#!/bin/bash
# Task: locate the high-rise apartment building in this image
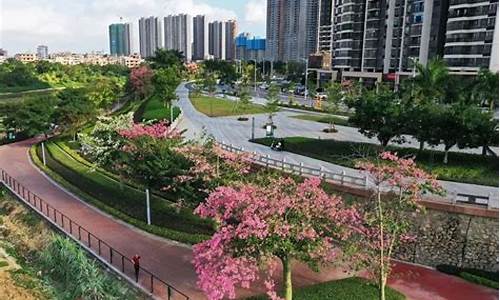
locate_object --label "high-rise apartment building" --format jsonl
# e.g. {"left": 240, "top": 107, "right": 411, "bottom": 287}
{"left": 236, "top": 33, "right": 266, "bottom": 61}
{"left": 193, "top": 15, "right": 209, "bottom": 60}
{"left": 139, "top": 17, "right": 163, "bottom": 58}
{"left": 37, "top": 45, "right": 49, "bottom": 59}
{"left": 225, "top": 20, "right": 237, "bottom": 61}
{"left": 266, "top": 0, "right": 284, "bottom": 61}
{"left": 109, "top": 23, "right": 132, "bottom": 56}
{"left": 321, "top": 0, "right": 498, "bottom": 77}
{"left": 209, "top": 21, "right": 226, "bottom": 60}
{"left": 266, "top": 0, "right": 319, "bottom": 62}
{"left": 317, "top": 0, "right": 334, "bottom": 53}
{"left": 164, "top": 14, "right": 192, "bottom": 61}
{"left": 444, "top": 0, "right": 498, "bottom": 72}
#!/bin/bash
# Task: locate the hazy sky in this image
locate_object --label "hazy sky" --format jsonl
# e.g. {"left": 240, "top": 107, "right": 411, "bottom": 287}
{"left": 0, "top": 0, "right": 267, "bottom": 55}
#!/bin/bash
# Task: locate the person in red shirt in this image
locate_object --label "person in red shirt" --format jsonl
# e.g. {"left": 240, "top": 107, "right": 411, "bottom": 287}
{"left": 131, "top": 254, "right": 141, "bottom": 282}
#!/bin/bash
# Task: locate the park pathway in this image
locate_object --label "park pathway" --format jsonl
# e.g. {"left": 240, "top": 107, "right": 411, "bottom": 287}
{"left": 0, "top": 138, "right": 496, "bottom": 299}
{"left": 177, "top": 83, "right": 499, "bottom": 208}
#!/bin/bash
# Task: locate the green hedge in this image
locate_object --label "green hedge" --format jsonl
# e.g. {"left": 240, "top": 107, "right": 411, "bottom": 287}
{"left": 247, "top": 277, "right": 405, "bottom": 300}
{"left": 436, "top": 265, "right": 499, "bottom": 289}
{"left": 33, "top": 142, "right": 212, "bottom": 244}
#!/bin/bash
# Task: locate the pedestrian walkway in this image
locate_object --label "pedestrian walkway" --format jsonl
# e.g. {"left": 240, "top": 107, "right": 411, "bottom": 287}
{"left": 177, "top": 83, "right": 499, "bottom": 208}
{"left": 0, "top": 137, "right": 496, "bottom": 299}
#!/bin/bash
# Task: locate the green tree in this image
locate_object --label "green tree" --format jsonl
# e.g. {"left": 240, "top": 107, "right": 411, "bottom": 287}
{"left": 2, "top": 95, "right": 56, "bottom": 137}
{"left": 202, "top": 60, "right": 237, "bottom": 84}
{"left": 86, "top": 76, "right": 123, "bottom": 109}
{"left": 236, "top": 84, "right": 252, "bottom": 117}
{"left": 472, "top": 68, "right": 499, "bottom": 110}
{"left": 265, "top": 83, "right": 280, "bottom": 124}
{"left": 152, "top": 67, "right": 180, "bottom": 107}
{"left": 350, "top": 85, "right": 405, "bottom": 148}
{"left": 325, "top": 82, "right": 343, "bottom": 131}
{"left": 411, "top": 57, "right": 449, "bottom": 103}
{"left": 146, "top": 49, "right": 184, "bottom": 70}
{"left": 425, "top": 104, "right": 464, "bottom": 164}
{"left": 54, "top": 88, "right": 96, "bottom": 140}
{"left": 458, "top": 106, "right": 499, "bottom": 156}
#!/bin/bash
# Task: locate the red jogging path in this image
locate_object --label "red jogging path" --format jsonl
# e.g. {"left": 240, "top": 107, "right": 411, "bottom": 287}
{"left": 0, "top": 138, "right": 497, "bottom": 300}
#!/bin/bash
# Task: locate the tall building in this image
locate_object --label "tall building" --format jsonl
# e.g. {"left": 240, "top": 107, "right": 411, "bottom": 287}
{"left": 225, "top": 20, "right": 237, "bottom": 61}
{"left": 164, "top": 14, "right": 192, "bottom": 61}
{"left": 317, "top": 0, "right": 334, "bottom": 53}
{"left": 36, "top": 45, "right": 49, "bottom": 59}
{"left": 266, "top": 0, "right": 284, "bottom": 62}
{"left": 321, "top": 0, "right": 499, "bottom": 78}
{"left": 108, "top": 23, "right": 132, "bottom": 56}
{"left": 209, "top": 21, "right": 226, "bottom": 60}
{"left": 444, "top": 0, "right": 498, "bottom": 72}
{"left": 139, "top": 17, "right": 163, "bottom": 58}
{"left": 266, "top": 0, "right": 319, "bottom": 62}
{"left": 236, "top": 33, "right": 266, "bottom": 61}
{"left": 193, "top": 15, "right": 209, "bottom": 60}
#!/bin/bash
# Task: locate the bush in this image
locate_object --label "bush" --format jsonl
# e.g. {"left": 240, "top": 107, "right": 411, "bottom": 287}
{"left": 40, "top": 236, "right": 133, "bottom": 299}
{"left": 34, "top": 142, "right": 213, "bottom": 243}
{"left": 436, "top": 264, "right": 498, "bottom": 289}
{"left": 246, "top": 277, "right": 405, "bottom": 300}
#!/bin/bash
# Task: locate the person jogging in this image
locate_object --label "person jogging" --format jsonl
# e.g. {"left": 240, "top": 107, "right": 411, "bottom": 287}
{"left": 131, "top": 254, "right": 141, "bottom": 282}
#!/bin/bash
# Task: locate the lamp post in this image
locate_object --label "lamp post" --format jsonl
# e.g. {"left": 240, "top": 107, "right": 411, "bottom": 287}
{"left": 301, "top": 57, "right": 310, "bottom": 106}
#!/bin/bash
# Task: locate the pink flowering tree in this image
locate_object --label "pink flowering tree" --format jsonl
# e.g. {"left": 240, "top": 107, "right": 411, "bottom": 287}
{"left": 193, "top": 177, "right": 363, "bottom": 300}
{"left": 356, "top": 152, "right": 444, "bottom": 300}
{"left": 129, "top": 65, "right": 154, "bottom": 100}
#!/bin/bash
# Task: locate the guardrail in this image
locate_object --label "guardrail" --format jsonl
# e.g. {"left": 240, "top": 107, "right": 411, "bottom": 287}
{"left": 217, "top": 142, "right": 498, "bottom": 209}
{"left": 0, "top": 168, "right": 189, "bottom": 300}
{"left": 217, "top": 142, "right": 367, "bottom": 188}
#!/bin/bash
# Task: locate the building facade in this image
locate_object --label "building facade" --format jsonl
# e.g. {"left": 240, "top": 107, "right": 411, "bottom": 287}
{"left": 319, "top": 0, "right": 499, "bottom": 77}
{"left": 236, "top": 33, "right": 266, "bottom": 61}
{"left": 225, "top": 20, "right": 237, "bottom": 61}
{"left": 193, "top": 15, "right": 209, "bottom": 60}
{"left": 139, "top": 17, "right": 163, "bottom": 58}
{"left": 37, "top": 45, "right": 49, "bottom": 59}
{"left": 266, "top": 0, "right": 319, "bottom": 62}
{"left": 444, "top": 0, "right": 498, "bottom": 72}
{"left": 164, "top": 14, "right": 192, "bottom": 61}
{"left": 266, "top": 0, "right": 284, "bottom": 61}
{"left": 109, "top": 23, "right": 132, "bottom": 56}
{"left": 209, "top": 21, "right": 226, "bottom": 60}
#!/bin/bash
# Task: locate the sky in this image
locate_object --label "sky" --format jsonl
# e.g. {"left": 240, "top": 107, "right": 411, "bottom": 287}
{"left": 0, "top": 0, "right": 267, "bottom": 55}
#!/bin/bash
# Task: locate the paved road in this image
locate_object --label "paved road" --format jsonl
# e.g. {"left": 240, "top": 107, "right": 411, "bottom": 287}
{"left": 178, "top": 83, "right": 499, "bottom": 208}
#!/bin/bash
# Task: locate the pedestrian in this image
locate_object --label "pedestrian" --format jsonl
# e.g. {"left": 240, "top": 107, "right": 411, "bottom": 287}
{"left": 132, "top": 254, "right": 141, "bottom": 282}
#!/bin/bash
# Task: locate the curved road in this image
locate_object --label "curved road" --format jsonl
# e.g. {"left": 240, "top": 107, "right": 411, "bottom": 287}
{"left": 0, "top": 123, "right": 496, "bottom": 299}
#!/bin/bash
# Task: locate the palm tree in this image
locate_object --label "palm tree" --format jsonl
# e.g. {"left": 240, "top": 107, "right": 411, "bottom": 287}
{"left": 408, "top": 58, "right": 449, "bottom": 151}
{"left": 412, "top": 57, "right": 449, "bottom": 104}
{"left": 473, "top": 68, "right": 499, "bottom": 111}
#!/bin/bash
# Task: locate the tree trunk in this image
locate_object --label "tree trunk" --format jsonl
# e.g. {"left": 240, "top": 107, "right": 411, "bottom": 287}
{"left": 443, "top": 149, "right": 449, "bottom": 164}
{"left": 377, "top": 189, "right": 386, "bottom": 300}
{"left": 419, "top": 141, "right": 425, "bottom": 152}
{"left": 482, "top": 145, "right": 487, "bottom": 156}
{"left": 281, "top": 256, "right": 293, "bottom": 300}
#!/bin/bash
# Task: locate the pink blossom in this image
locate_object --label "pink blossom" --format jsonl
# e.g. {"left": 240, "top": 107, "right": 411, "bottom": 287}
{"left": 118, "top": 122, "right": 180, "bottom": 140}
{"left": 192, "top": 177, "right": 363, "bottom": 299}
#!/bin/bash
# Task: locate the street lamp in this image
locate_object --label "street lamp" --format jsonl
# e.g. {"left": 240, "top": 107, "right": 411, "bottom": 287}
{"left": 301, "top": 57, "right": 311, "bottom": 106}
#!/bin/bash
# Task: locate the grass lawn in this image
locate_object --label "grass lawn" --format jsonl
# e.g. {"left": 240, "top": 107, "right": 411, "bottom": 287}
{"left": 247, "top": 277, "right": 405, "bottom": 300}
{"left": 190, "top": 95, "right": 268, "bottom": 117}
{"left": 32, "top": 140, "right": 212, "bottom": 244}
{"left": 291, "top": 114, "right": 352, "bottom": 127}
{"left": 135, "top": 95, "right": 181, "bottom": 122}
{"left": 252, "top": 137, "right": 498, "bottom": 186}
